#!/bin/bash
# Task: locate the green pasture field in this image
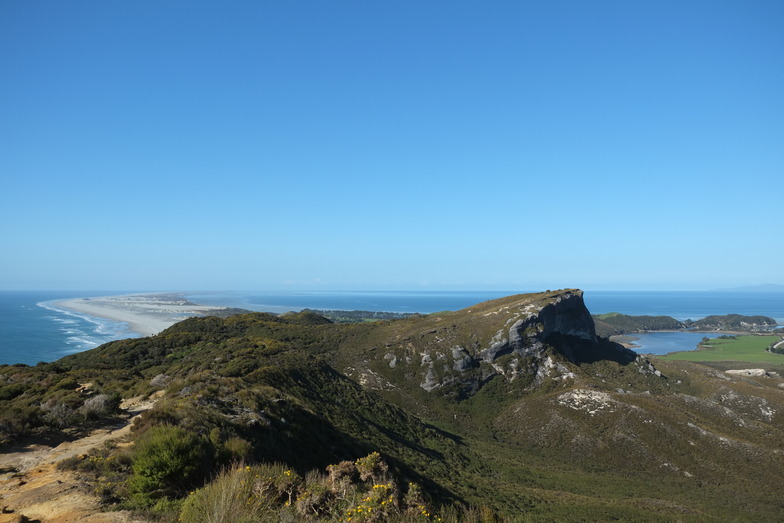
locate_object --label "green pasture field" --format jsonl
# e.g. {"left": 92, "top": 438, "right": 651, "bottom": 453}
{"left": 658, "top": 335, "right": 784, "bottom": 364}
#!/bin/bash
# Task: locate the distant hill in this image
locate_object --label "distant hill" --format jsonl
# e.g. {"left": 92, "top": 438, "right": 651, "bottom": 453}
{"left": 593, "top": 313, "right": 685, "bottom": 337}
{"left": 686, "top": 314, "right": 777, "bottom": 330}
{"left": 300, "top": 308, "right": 419, "bottom": 323}
{"left": 2, "top": 289, "right": 784, "bottom": 521}
{"left": 593, "top": 312, "right": 778, "bottom": 337}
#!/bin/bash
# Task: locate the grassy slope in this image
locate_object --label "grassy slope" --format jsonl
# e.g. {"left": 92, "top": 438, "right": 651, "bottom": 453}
{"left": 483, "top": 356, "right": 784, "bottom": 520}
{"left": 319, "top": 294, "right": 784, "bottom": 520}
{"left": 659, "top": 335, "right": 784, "bottom": 364}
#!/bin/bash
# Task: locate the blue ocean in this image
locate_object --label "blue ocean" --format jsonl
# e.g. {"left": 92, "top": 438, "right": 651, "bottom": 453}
{"left": 184, "top": 290, "right": 784, "bottom": 323}
{"left": 0, "top": 291, "right": 140, "bottom": 366}
{"left": 0, "top": 290, "right": 782, "bottom": 365}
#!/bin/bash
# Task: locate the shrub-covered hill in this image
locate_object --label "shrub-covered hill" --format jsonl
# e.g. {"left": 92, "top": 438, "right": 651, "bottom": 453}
{"left": 593, "top": 312, "right": 778, "bottom": 337}
{"left": 687, "top": 313, "right": 778, "bottom": 330}
{"left": 593, "top": 313, "right": 686, "bottom": 336}
{"left": 2, "top": 290, "right": 784, "bottom": 521}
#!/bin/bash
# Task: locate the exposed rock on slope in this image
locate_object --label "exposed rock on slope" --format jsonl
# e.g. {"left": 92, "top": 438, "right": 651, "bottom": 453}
{"left": 478, "top": 290, "right": 598, "bottom": 362}
{"left": 359, "top": 290, "right": 639, "bottom": 396}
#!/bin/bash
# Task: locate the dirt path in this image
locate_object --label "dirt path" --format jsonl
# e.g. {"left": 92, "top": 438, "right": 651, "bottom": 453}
{"left": 0, "top": 395, "right": 159, "bottom": 523}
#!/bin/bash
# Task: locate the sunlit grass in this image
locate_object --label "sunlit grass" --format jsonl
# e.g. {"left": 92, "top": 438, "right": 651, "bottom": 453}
{"left": 658, "top": 335, "right": 783, "bottom": 363}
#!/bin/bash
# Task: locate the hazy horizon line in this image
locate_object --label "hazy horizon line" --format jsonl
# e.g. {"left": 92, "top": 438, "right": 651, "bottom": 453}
{"left": 2, "top": 285, "right": 783, "bottom": 294}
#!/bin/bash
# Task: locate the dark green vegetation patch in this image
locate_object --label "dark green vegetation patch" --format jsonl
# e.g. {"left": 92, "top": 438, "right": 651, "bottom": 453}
{"left": 593, "top": 312, "right": 777, "bottom": 337}
{"left": 2, "top": 290, "right": 784, "bottom": 521}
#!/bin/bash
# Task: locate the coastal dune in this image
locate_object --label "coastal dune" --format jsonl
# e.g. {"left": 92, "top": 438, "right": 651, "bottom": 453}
{"left": 54, "top": 293, "right": 229, "bottom": 337}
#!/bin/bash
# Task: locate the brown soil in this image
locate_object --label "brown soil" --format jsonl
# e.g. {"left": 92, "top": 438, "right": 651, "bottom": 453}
{"left": 0, "top": 394, "right": 161, "bottom": 523}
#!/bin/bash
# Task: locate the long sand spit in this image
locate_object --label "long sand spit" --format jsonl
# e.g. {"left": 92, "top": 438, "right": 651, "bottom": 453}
{"left": 54, "top": 293, "right": 228, "bottom": 336}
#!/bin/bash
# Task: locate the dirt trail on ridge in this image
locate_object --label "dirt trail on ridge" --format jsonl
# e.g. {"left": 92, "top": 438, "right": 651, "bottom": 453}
{"left": 0, "top": 395, "right": 159, "bottom": 523}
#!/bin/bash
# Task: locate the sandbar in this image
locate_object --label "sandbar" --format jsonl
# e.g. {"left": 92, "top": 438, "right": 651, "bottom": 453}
{"left": 610, "top": 334, "right": 640, "bottom": 349}
{"left": 53, "top": 293, "right": 229, "bottom": 337}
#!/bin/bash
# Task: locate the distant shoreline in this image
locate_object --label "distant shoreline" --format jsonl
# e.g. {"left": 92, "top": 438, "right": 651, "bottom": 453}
{"left": 609, "top": 334, "right": 640, "bottom": 349}
{"left": 53, "top": 293, "right": 229, "bottom": 337}
{"left": 52, "top": 291, "right": 784, "bottom": 343}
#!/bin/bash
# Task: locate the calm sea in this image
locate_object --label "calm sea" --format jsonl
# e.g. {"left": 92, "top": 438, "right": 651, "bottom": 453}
{"left": 0, "top": 290, "right": 781, "bottom": 365}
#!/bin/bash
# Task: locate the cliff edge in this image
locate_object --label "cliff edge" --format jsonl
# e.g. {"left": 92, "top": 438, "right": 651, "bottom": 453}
{"left": 355, "top": 289, "right": 640, "bottom": 396}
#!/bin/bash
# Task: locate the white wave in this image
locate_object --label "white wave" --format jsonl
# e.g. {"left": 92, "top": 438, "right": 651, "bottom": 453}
{"left": 38, "top": 300, "right": 138, "bottom": 348}
{"left": 66, "top": 336, "right": 100, "bottom": 348}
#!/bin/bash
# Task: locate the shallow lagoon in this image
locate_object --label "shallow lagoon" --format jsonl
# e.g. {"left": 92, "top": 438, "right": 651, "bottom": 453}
{"left": 626, "top": 331, "right": 729, "bottom": 355}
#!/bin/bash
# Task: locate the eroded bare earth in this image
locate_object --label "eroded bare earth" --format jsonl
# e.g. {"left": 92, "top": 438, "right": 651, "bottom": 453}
{"left": 0, "top": 396, "right": 158, "bottom": 523}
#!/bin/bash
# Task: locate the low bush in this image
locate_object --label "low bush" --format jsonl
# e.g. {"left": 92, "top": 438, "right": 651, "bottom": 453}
{"left": 0, "top": 405, "right": 39, "bottom": 443}
{"left": 180, "top": 463, "right": 301, "bottom": 523}
{"left": 80, "top": 392, "right": 121, "bottom": 419}
{"left": 40, "top": 400, "right": 77, "bottom": 428}
{"left": 0, "top": 383, "right": 27, "bottom": 401}
{"left": 177, "top": 454, "right": 476, "bottom": 522}
{"left": 129, "top": 425, "right": 214, "bottom": 506}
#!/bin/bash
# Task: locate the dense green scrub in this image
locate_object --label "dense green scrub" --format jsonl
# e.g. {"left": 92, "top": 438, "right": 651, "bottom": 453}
{"left": 593, "top": 312, "right": 777, "bottom": 338}
{"left": 3, "top": 293, "right": 784, "bottom": 521}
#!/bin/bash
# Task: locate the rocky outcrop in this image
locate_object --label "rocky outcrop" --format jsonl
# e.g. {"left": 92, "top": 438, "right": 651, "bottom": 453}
{"left": 366, "top": 290, "right": 642, "bottom": 395}
{"left": 369, "top": 290, "right": 642, "bottom": 394}
{"left": 478, "top": 290, "right": 597, "bottom": 364}
{"left": 725, "top": 368, "right": 780, "bottom": 378}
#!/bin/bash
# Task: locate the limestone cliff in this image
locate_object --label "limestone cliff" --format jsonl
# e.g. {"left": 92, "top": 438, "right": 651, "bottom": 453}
{"left": 365, "top": 290, "right": 639, "bottom": 395}
{"left": 478, "top": 290, "right": 597, "bottom": 362}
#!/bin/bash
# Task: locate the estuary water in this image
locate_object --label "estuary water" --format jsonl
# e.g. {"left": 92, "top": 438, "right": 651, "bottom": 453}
{"left": 622, "top": 331, "right": 731, "bottom": 356}
{"left": 0, "top": 290, "right": 781, "bottom": 365}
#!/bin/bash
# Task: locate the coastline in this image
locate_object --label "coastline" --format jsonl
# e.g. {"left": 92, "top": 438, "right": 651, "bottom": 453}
{"left": 52, "top": 293, "right": 229, "bottom": 337}
{"left": 609, "top": 334, "right": 640, "bottom": 349}
{"left": 48, "top": 291, "right": 784, "bottom": 351}
{"left": 609, "top": 329, "right": 773, "bottom": 358}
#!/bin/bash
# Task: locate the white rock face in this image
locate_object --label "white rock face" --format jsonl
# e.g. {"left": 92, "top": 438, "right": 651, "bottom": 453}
{"left": 478, "top": 291, "right": 597, "bottom": 363}
{"left": 421, "top": 368, "right": 439, "bottom": 392}
{"left": 725, "top": 369, "right": 767, "bottom": 377}
{"left": 391, "top": 290, "right": 617, "bottom": 395}
{"left": 557, "top": 389, "right": 615, "bottom": 416}
{"left": 537, "top": 356, "right": 576, "bottom": 381}
{"left": 451, "top": 346, "right": 475, "bottom": 371}
{"left": 384, "top": 352, "right": 398, "bottom": 368}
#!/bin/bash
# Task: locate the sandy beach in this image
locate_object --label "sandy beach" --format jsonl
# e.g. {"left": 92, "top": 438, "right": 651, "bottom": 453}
{"left": 53, "top": 293, "right": 229, "bottom": 336}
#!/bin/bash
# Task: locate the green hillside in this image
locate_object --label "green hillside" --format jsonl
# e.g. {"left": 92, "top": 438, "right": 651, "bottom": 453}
{"left": 2, "top": 290, "right": 784, "bottom": 521}
{"left": 659, "top": 334, "right": 784, "bottom": 365}
{"left": 593, "top": 313, "right": 685, "bottom": 337}
{"left": 592, "top": 312, "right": 777, "bottom": 338}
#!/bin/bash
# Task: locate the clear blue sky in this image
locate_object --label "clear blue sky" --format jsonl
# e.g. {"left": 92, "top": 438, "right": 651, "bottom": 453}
{"left": 1, "top": 1, "right": 782, "bottom": 291}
